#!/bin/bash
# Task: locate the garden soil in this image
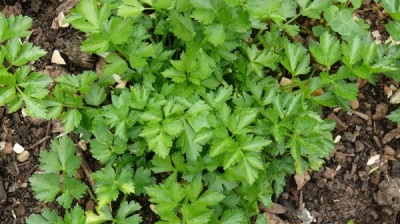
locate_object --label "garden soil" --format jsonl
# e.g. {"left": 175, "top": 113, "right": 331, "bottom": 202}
{"left": 0, "top": 1, "right": 399, "bottom": 223}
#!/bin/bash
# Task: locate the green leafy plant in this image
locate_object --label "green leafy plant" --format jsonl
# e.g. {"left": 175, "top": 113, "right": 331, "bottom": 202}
{"left": 0, "top": 13, "right": 49, "bottom": 118}
{"left": 28, "top": 137, "right": 87, "bottom": 208}
{"left": 1, "top": 0, "right": 399, "bottom": 223}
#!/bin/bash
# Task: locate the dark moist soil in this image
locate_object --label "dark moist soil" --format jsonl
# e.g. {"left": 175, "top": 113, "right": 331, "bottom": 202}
{"left": 0, "top": 1, "right": 399, "bottom": 224}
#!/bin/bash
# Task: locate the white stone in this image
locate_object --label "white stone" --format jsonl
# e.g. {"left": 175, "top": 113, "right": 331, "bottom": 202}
{"left": 13, "top": 143, "right": 25, "bottom": 154}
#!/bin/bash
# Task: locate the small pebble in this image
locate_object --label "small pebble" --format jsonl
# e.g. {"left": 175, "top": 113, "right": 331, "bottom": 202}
{"left": 390, "top": 89, "right": 400, "bottom": 104}
{"left": 17, "top": 151, "right": 30, "bottom": 162}
{"left": 13, "top": 143, "right": 25, "bottom": 154}
{"left": 335, "top": 152, "right": 347, "bottom": 164}
{"left": 322, "top": 168, "right": 336, "bottom": 179}
{"left": 383, "top": 145, "right": 395, "bottom": 156}
{"left": 372, "top": 103, "right": 388, "bottom": 121}
{"left": 342, "top": 132, "right": 356, "bottom": 142}
{"left": 316, "top": 178, "right": 327, "bottom": 188}
{"left": 3, "top": 142, "right": 13, "bottom": 155}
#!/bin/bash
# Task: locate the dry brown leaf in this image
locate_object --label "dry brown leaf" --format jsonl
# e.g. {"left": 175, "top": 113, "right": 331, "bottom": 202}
{"left": 294, "top": 172, "right": 311, "bottom": 190}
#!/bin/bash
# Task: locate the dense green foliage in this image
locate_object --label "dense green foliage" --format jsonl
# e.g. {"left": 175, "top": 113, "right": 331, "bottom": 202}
{"left": 0, "top": 0, "right": 398, "bottom": 223}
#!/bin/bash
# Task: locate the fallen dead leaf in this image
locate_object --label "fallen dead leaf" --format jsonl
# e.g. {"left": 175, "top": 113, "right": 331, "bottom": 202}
{"left": 294, "top": 171, "right": 311, "bottom": 190}
{"left": 52, "top": 11, "right": 70, "bottom": 29}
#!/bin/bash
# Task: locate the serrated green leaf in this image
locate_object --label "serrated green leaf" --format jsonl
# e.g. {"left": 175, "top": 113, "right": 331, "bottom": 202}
{"left": 11, "top": 43, "right": 46, "bottom": 66}
{"left": 387, "top": 108, "right": 400, "bottom": 124}
{"left": 170, "top": 11, "right": 196, "bottom": 42}
{"left": 210, "top": 137, "right": 233, "bottom": 157}
{"left": 65, "top": 210, "right": 86, "bottom": 224}
{"left": 191, "top": 8, "right": 216, "bottom": 24}
{"left": 118, "top": 0, "right": 144, "bottom": 19}
{"left": 81, "top": 34, "right": 109, "bottom": 53}
{"left": 181, "top": 204, "right": 212, "bottom": 224}
{"left": 380, "top": 0, "right": 400, "bottom": 21}
{"left": 333, "top": 81, "right": 358, "bottom": 101}
{"left": 179, "top": 120, "right": 203, "bottom": 161}
{"left": 309, "top": 31, "right": 341, "bottom": 68}
{"left": 240, "top": 135, "right": 271, "bottom": 151}
{"left": 196, "top": 189, "right": 225, "bottom": 206}
{"left": 281, "top": 40, "right": 310, "bottom": 76}
{"left": 26, "top": 208, "right": 63, "bottom": 224}
{"left": 146, "top": 175, "right": 186, "bottom": 218}
{"left": 386, "top": 21, "right": 400, "bottom": 41}
{"left": 57, "top": 176, "right": 87, "bottom": 208}
{"left": 220, "top": 209, "right": 245, "bottom": 224}
{"left": 84, "top": 83, "right": 106, "bottom": 106}
{"left": 22, "top": 96, "right": 47, "bottom": 118}
{"left": 296, "top": 0, "right": 331, "bottom": 19}
{"left": 61, "top": 109, "right": 82, "bottom": 133}
{"left": 86, "top": 205, "right": 113, "bottom": 224}
{"left": 92, "top": 166, "right": 135, "bottom": 209}
{"left": 205, "top": 23, "right": 226, "bottom": 46}
{"left": 247, "top": 0, "right": 296, "bottom": 22}
{"left": 66, "top": 0, "right": 107, "bottom": 33}
{"left": 323, "top": 6, "right": 367, "bottom": 36}
{"left": 105, "top": 17, "right": 134, "bottom": 45}
{"left": 341, "top": 35, "right": 364, "bottom": 66}
{"left": 64, "top": 206, "right": 86, "bottom": 224}
{"left": 39, "top": 136, "right": 81, "bottom": 176}
{"left": 133, "top": 167, "right": 155, "bottom": 195}
{"left": 114, "top": 201, "right": 142, "bottom": 224}
{"left": 0, "top": 87, "right": 15, "bottom": 106}
{"left": 29, "top": 173, "right": 60, "bottom": 202}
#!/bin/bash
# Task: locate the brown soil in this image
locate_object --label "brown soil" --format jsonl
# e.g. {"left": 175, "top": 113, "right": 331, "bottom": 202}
{"left": 0, "top": 1, "right": 399, "bottom": 224}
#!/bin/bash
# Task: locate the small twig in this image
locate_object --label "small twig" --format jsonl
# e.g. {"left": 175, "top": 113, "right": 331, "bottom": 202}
{"left": 41, "top": 121, "right": 52, "bottom": 150}
{"left": 29, "top": 135, "right": 51, "bottom": 150}
{"left": 76, "top": 147, "right": 94, "bottom": 190}
{"left": 352, "top": 110, "right": 369, "bottom": 121}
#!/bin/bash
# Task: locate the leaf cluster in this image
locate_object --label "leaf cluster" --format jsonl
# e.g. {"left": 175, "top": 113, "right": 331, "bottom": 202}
{"left": 0, "top": 0, "right": 397, "bottom": 223}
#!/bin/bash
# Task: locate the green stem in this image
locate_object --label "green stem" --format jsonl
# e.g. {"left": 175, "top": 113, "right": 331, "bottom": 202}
{"left": 284, "top": 14, "right": 301, "bottom": 26}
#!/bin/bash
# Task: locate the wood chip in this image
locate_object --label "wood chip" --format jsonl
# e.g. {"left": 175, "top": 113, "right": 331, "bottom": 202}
{"left": 382, "top": 128, "right": 400, "bottom": 144}
{"left": 352, "top": 110, "right": 369, "bottom": 121}
{"left": 0, "top": 177, "right": 7, "bottom": 204}
{"left": 51, "top": 50, "right": 66, "bottom": 65}
{"left": 327, "top": 113, "right": 348, "bottom": 131}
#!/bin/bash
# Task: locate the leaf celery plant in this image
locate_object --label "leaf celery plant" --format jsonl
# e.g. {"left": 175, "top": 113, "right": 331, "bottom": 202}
{"left": 0, "top": 0, "right": 398, "bottom": 223}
